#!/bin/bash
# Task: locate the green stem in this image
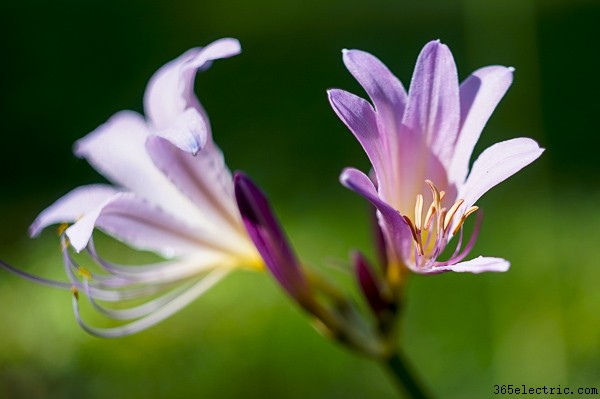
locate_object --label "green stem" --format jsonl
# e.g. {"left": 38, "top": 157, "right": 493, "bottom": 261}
{"left": 383, "top": 351, "right": 431, "bottom": 399}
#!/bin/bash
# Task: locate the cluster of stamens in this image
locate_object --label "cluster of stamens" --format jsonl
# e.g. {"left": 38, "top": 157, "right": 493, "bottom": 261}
{"left": 401, "top": 180, "right": 479, "bottom": 267}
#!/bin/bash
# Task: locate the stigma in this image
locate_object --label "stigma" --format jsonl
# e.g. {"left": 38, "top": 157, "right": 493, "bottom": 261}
{"left": 401, "top": 180, "right": 479, "bottom": 268}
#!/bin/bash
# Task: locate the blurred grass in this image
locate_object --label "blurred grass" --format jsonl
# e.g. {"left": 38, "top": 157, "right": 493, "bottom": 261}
{"left": 1, "top": 182, "right": 598, "bottom": 398}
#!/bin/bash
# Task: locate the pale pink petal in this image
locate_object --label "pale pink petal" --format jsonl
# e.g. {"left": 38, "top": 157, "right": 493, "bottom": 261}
{"left": 152, "top": 108, "right": 209, "bottom": 156}
{"left": 403, "top": 40, "right": 460, "bottom": 166}
{"left": 327, "top": 89, "right": 387, "bottom": 179}
{"left": 74, "top": 110, "right": 207, "bottom": 228}
{"left": 449, "top": 66, "right": 514, "bottom": 185}
{"left": 145, "top": 136, "right": 251, "bottom": 250}
{"left": 342, "top": 49, "right": 408, "bottom": 133}
{"left": 458, "top": 137, "right": 544, "bottom": 209}
{"left": 340, "top": 168, "right": 412, "bottom": 266}
{"left": 29, "top": 184, "right": 121, "bottom": 237}
{"left": 66, "top": 192, "right": 236, "bottom": 258}
{"left": 143, "top": 38, "right": 241, "bottom": 142}
{"left": 431, "top": 256, "right": 510, "bottom": 274}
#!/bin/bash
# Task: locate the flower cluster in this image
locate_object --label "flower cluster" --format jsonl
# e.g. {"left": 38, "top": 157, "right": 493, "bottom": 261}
{"left": 2, "top": 38, "right": 542, "bottom": 360}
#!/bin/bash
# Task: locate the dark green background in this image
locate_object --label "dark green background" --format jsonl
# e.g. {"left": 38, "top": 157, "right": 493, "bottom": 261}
{"left": 0, "top": 0, "right": 598, "bottom": 398}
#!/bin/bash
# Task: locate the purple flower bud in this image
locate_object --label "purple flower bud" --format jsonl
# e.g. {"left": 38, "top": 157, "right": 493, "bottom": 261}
{"left": 234, "top": 172, "right": 311, "bottom": 302}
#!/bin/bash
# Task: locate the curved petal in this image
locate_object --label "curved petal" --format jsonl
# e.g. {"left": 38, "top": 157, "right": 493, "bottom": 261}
{"left": 342, "top": 49, "right": 408, "bottom": 133}
{"left": 458, "top": 137, "right": 544, "bottom": 210}
{"left": 74, "top": 110, "right": 207, "bottom": 228}
{"left": 66, "top": 192, "right": 236, "bottom": 258}
{"left": 403, "top": 40, "right": 460, "bottom": 166}
{"left": 449, "top": 66, "right": 514, "bottom": 185}
{"left": 145, "top": 136, "right": 254, "bottom": 252}
{"left": 152, "top": 108, "right": 209, "bottom": 156}
{"left": 339, "top": 168, "right": 412, "bottom": 266}
{"left": 327, "top": 89, "right": 387, "bottom": 181}
{"left": 430, "top": 256, "right": 510, "bottom": 274}
{"left": 143, "top": 37, "right": 241, "bottom": 152}
{"left": 29, "top": 184, "right": 122, "bottom": 237}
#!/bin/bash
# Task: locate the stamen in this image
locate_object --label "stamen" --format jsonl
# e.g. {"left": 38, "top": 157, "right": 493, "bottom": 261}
{"left": 57, "top": 223, "right": 69, "bottom": 236}
{"left": 414, "top": 194, "right": 423, "bottom": 232}
{"left": 71, "top": 286, "right": 80, "bottom": 300}
{"left": 443, "top": 199, "right": 465, "bottom": 233}
{"left": 402, "top": 215, "right": 423, "bottom": 255}
{"left": 77, "top": 267, "right": 93, "bottom": 281}
{"left": 424, "top": 203, "right": 436, "bottom": 230}
{"left": 425, "top": 180, "right": 441, "bottom": 205}
{"left": 438, "top": 208, "right": 447, "bottom": 236}
{"left": 439, "top": 191, "right": 446, "bottom": 201}
{"left": 452, "top": 206, "right": 479, "bottom": 236}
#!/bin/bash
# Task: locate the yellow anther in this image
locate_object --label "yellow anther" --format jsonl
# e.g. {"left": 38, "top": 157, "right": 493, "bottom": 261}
{"left": 57, "top": 223, "right": 69, "bottom": 236}
{"left": 402, "top": 215, "right": 423, "bottom": 256}
{"left": 439, "top": 191, "right": 446, "bottom": 201}
{"left": 438, "top": 208, "right": 447, "bottom": 233}
{"left": 452, "top": 206, "right": 479, "bottom": 236}
{"left": 71, "top": 286, "right": 79, "bottom": 300}
{"left": 414, "top": 194, "right": 423, "bottom": 232}
{"left": 424, "top": 203, "right": 436, "bottom": 230}
{"left": 77, "top": 267, "right": 93, "bottom": 281}
{"left": 443, "top": 199, "right": 465, "bottom": 233}
{"left": 425, "top": 180, "right": 441, "bottom": 206}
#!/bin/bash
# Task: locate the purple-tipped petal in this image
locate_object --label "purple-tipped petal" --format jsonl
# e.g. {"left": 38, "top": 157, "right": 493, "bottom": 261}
{"left": 449, "top": 66, "right": 514, "bottom": 185}
{"left": 353, "top": 252, "right": 388, "bottom": 315}
{"left": 342, "top": 49, "right": 408, "bottom": 132}
{"left": 143, "top": 38, "right": 241, "bottom": 152}
{"left": 431, "top": 256, "right": 510, "bottom": 274}
{"left": 403, "top": 40, "right": 460, "bottom": 166}
{"left": 327, "top": 89, "right": 387, "bottom": 179}
{"left": 234, "top": 172, "right": 310, "bottom": 301}
{"left": 29, "top": 184, "right": 121, "bottom": 237}
{"left": 458, "top": 137, "right": 545, "bottom": 210}
{"left": 339, "top": 168, "right": 412, "bottom": 266}
{"left": 74, "top": 110, "right": 207, "bottom": 228}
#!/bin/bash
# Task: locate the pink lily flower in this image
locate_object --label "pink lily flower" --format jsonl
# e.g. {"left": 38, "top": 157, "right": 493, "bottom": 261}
{"left": 24, "top": 38, "right": 262, "bottom": 336}
{"left": 328, "top": 40, "right": 544, "bottom": 277}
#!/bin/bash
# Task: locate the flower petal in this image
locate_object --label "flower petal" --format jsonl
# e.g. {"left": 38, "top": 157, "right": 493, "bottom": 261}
{"left": 66, "top": 192, "right": 236, "bottom": 258}
{"left": 29, "top": 184, "right": 122, "bottom": 237}
{"left": 342, "top": 49, "right": 408, "bottom": 133}
{"left": 327, "top": 89, "right": 386, "bottom": 178}
{"left": 458, "top": 137, "right": 544, "bottom": 209}
{"left": 403, "top": 40, "right": 460, "bottom": 166}
{"left": 431, "top": 256, "right": 510, "bottom": 274}
{"left": 234, "top": 172, "right": 310, "bottom": 301}
{"left": 143, "top": 38, "right": 241, "bottom": 152}
{"left": 74, "top": 110, "right": 208, "bottom": 228}
{"left": 339, "top": 168, "right": 412, "bottom": 267}
{"left": 145, "top": 136, "right": 255, "bottom": 253}
{"left": 449, "top": 66, "right": 514, "bottom": 185}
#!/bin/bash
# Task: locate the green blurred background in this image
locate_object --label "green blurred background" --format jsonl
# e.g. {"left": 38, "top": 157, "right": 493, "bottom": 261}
{"left": 0, "top": 0, "right": 598, "bottom": 397}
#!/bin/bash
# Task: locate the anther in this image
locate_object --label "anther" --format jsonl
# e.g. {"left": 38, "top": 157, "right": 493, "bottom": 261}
{"left": 425, "top": 180, "right": 441, "bottom": 205}
{"left": 452, "top": 206, "right": 479, "bottom": 236}
{"left": 443, "top": 199, "right": 465, "bottom": 233}
{"left": 57, "top": 223, "right": 69, "bottom": 236}
{"left": 402, "top": 215, "right": 424, "bottom": 255}
{"left": 71, "top": 286, "right": 80, "bottom": 301}
{"left": 77, "top": 267, "right": 93, "bottom": 281}
{"left": 424, "top": 203, "right": 436, "bottom": 230}
{"left": 414, "top": 194, "right": 423, "bottom": 232}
